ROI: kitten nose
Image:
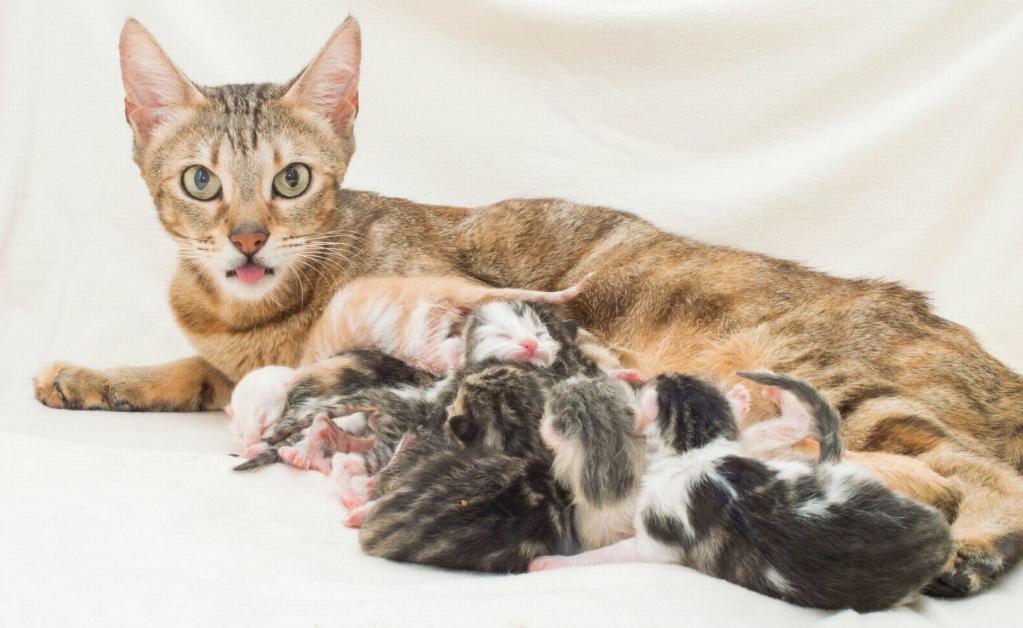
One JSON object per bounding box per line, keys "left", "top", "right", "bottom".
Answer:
{"left": 229, "top": 225, "right": 269, "bottom": 255}
{"left": 519, "top": 338, "right": 539, "bottom": 354}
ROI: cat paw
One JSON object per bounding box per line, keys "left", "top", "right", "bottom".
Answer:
{"left": 342, "top": 500, "right": 377, "bottom": 528}
{"left": 609, "top": 368, "right": 645, "bottom": 383}
{"left": 278, "top": 446, "right": 324, "bottom": 472}
{"left": 341, "top": 487, "right": 367, "bottom": 510}
{"left": 528, "top": 555, "right": 568, "bottom": 572}
{"left": 242, "top": 442, "right": 270, "bottom": 459}
{"left": 726, "top": 383, "right": 752, "bottom": 422}
{"left": 924, "top": 536, "right": 1020, "bottom": 597}
{"left": 33, "top": 362, "right": 118, "bottom": 410}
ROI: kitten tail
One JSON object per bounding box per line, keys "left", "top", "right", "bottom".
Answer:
{"left": 736, "top": 370, "right": 843, "bottom": 463}
{"left": 232, "top": 448, "right": 280, "bottom": 471}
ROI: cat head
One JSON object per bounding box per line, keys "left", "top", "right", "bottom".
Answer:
{"left": 636, "top": 373, "right": 738, "bottom": 454}
{"left": 443, "top": 364, "right": 549, "bottom": 460}
{"left": 462, "top": 301, "right": 561, "bottom": 367}
{"left": 119, "top": 18, "right": 361, "bottom": 302}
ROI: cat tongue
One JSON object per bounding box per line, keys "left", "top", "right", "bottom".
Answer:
{"left": 235, "top": 263, "right": 266, "bottom": 283}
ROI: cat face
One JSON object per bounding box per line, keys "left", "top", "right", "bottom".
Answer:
{"left": 466, "top": 302, "right": 561, "bottom": 366}
{"left": 636, "top": 373, "right": 738, "bottom": 455}
{"left": 119, "top": 19, "right": 361, "bottom": 302}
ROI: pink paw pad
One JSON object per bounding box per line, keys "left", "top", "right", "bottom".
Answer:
{"left": 528, "top": 556, "right": 568, "bottom": 572}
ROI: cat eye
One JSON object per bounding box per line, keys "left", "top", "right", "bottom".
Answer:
{"left": 273, "top": 163, "right": 311, "bottom": 198}
{"left": 181, "top": 165, "right": 222, "bottom": 201}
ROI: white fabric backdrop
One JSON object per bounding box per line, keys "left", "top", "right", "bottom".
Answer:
{"left": 2, "top": 1, "right": 1022, "bottom": 626}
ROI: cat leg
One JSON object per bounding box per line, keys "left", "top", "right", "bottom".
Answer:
{"left": 843, "top": 396, "right": 1023, "bottom": 596}
{"left": 34, "top": 356, "right": 232, "bottom": 411}
{"left": 917, "top": 444, "right": 1023, "bottom": 596}
{"left": 528, "top": 536, "right": 674, "bottom": 572}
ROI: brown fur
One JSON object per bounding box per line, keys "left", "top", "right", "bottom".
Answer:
{"left": 32, "top": 17, "right": 1023, "bottom": 595}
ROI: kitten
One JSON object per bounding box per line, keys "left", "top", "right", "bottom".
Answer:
{"left": 462, "top": 300, "right": 625, "bottom": 381}
{"left": 231, "top": 349, "right": 436, "bottom": 471}
{"left": 531, "top": 371, "right": 953, "bottom": 612}
{"left": 356, "top": 431, "right": 575, "bottom": 573}
{"left": 302, "top": 273, "right": 593, "bottom": 374}
{"left": 539, "top": 375, "right": 645, "bottom": 550}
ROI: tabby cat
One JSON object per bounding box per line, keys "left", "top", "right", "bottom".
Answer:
{"left": 33, "top": 17, "right": 1023, "bottom": 596}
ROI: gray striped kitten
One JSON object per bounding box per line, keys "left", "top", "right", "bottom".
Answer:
{"left": 539, "top": 375, "right": 646, "bottom": 550}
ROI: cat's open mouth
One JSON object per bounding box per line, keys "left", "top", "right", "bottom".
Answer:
{"left": 227, "top": 263, "right": 275, "bottom": 284}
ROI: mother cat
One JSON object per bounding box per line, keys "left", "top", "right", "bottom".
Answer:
{"left": 33, "top": 17, "right": 1023, "bottom": 596}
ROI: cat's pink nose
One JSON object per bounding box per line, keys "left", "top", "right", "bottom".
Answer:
{"left": 519, "top": 338, "right": 539, "bottom": 355}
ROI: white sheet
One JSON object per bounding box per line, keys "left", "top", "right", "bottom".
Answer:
{"left": 2, "top": 1, "right": 1022, "bottom": 625}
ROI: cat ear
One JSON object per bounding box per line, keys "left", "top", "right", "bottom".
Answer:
{"left": 283, "top": 16, "right": 361, "bottom": 136}
{"left": 119, "top": 19, "right": 204, "bottom": 145}
{"left": 447, "top": 414, "right": 478, "bottom": 446}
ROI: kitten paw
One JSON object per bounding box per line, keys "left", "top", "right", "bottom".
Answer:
{"left": 343, "top": 500, "right": 377, "bottom": 528}
{"left": 528, "top": 556, "right": 569, "bottom": 572}
{"left": 924, "top": 536, "right": 1021, "bottom": 597}
{"left": 726, "top": 383, "right": 752, "bottom": 423}
{"left": 242, "top": 442, "right": 270, "bottom": 459}
{"left": 609, "top": 368, "right": 645, "bottom": 383}
{"left": 279, "top": 445, "right": 328, "bottom": 472}
{"left": 34, "top": 362, "right": 115, "bottom": 410}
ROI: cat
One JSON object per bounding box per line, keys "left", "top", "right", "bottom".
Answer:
{"left": 302, "top": 273, "right": 593, "bottom": 373}
{"left": 356, "top": 431, "right": 575, "bottom": 573}
{"left": 231, "top": 348, "right": 437, "bottom": 471}
{"left": 539, "top": 375, "right": 645, "bottom": 550}
{"left": 530, "top": 371, "right": 954, "bottom": 612}
{"left": 33, "top": 16, "right": 1023, "bottom": 594}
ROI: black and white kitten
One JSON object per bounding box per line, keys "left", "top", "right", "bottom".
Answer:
{"left": 531, "top": 370, "right": 954, "bottom": 612}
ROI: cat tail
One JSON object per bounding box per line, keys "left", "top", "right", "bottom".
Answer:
{"left": 736, "top": 370, "right": 843, "bottom": 464}
{"left": 232, "top": 448, "right": 279, "bottom": 471}
{"left": 473, "top": 272, "right": 595, "bottom": 306}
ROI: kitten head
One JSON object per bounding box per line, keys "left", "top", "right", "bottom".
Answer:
{"left": 540, "top": 376, "right": 643, "bottom": 505}
{"left": 228, "top": 365, "right": 296, "bottom": 446}
{"left": 119, "top": 18, "right": 361, "bottom": 302}
{"left": 444, "top": 364, "right": 549, "bottom": 460}
{"left": 636, "top": 373, "right": 737, "bottom": 455}
{"left": 462, "top": 301, "right": 561, "bottom": 367}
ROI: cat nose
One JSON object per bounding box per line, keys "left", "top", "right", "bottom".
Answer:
{"left": 519, "top": 338, "right": 539, "bottom": 354}
{"left": 229, "top": 225, "right": 269, "bottom": 255}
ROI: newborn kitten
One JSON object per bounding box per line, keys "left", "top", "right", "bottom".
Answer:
{"left": 531, "top": 371, "right": 953, "bottom": 613}
{"left": 539, "top": 375, "right": 645, "bottom": 550}
{"left": 356, "top": 431, "right": 575, "bottom": 573}
{"left": 302, "top": 273, "right": 593, "bottom": 374}
{"left": 232, "top": 349, "right": 436, "bottom": 471}
{"left": 225, "top": 365, "right": 297, "bottom": 455}
{"left": 462, "top": 300, "right": 617, "bottom": 382}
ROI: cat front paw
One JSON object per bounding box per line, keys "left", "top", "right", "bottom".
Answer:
{"left": 33, "top": 362, "right": 116, "bottom": 410}
{"left": 925, "top": 535, "right": 1021, "bottom": 597}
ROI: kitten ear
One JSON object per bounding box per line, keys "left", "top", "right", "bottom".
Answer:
{"left": 283, "top": 16, "right": 361, "bottom": 136}
{"left": 447, "top": 414, "right": 478, "bottom": 446}
{"left": 119, "top": 19, "right": 204, "bottom": 145}
{"left": 635, "top": 386, "right": 659, "bottom": 435}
